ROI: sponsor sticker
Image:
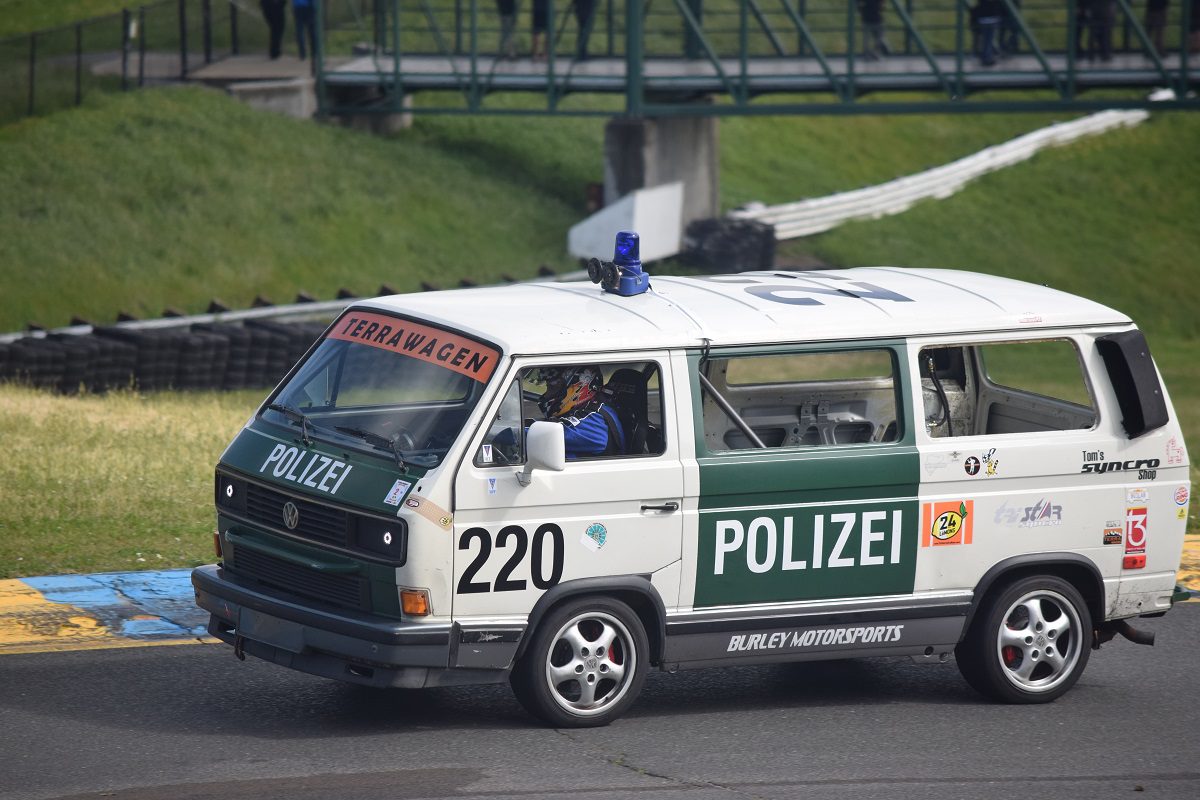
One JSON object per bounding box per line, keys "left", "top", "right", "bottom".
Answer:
{"left": 1125, "top": 507, "right": 1148, "bottom": 555}
{"left": 580, "top": 522, "right": 607, "bottom": 552}
{"left": 487, "top": 477, "right": 497, "bottom": 496}
{"left": 1175, "top": 486, "right": 1189, "bottom": 506}
{"left": 1103, "top": 528, "right": 1123, "bottom": 546}
{"left": 481, "top": 444, "right": 494, "bottom": 464}
{"left": 964, "top": 456, "right": 981, "bottom": 476}
{"left": 405, "top": 494, "right": 453, "bottom": 530}
{"left": 1167, "top": 436, "right": 1184, "bottom": 465}
{"left": 922, "top": 500, "right": 973, "bottom": 547}
{"left": 727, "top": 623, "right": 905, "bottom": 654}
{"left": 994, "top": 498, "right": 1063, "bottom": 529}
{"left": 1127, "top": 487, "right": 1149, "bottom": 504}
{"left": 924, "top": 451, "right": 962, "bottom": 474}
{"left": 1082, "top": 452, "right": 1160, "bottom": 479}
{"left": 383, "top": 479, "right": 411, "bottom": 507}
{"left": 1179, "top": 508, "right": 1188, "bottom": 520}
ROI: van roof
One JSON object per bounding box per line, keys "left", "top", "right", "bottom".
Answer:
{"left": 356, "top": 267, "right": 1131, "bottom": 355}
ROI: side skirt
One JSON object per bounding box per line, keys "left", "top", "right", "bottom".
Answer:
{"left": 661, "top": 603, "right": 968, "bottom": 670}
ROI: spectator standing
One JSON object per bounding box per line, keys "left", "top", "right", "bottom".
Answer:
{"left": 260, "top": 0, "right": 287, "bottom": 60}
{"left": 1090, "top": 0, "right": 1115, "bottom": 61}
{"left": 1144, "top": 0, "right": 1168, "bottom": 56}
{"left": 574, "top": 0, "right": 597, "bottom": 60}
{"left": 1000, "top": 0, "right": 1022, "bottom": 55}
{"left": 497, "top": 0, "right": 518, "bottom": 58}
{"left": 293, "top": 0, "right": 316, "bottom": 61}
{"left": 975, "top": 0, "right": 1004, "bottom": 65}
{"left": 531, "top": 0, "right": 549, "bottom": 59}
{"left": 1073, "top": 0, "right": 1093, "bottom": 58}
{"left": 1191, "top": 0, "right": 1200, "bottom": 53}
{"left": 857, "top": 0, "right": 891, "bottom": 59}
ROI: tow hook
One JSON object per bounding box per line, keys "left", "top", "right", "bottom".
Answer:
{"left": 1093, "top": 619, "right": 1156, "bottom": 650}
{"left": 233, "top": 633, "right": 247, "bottom": 661}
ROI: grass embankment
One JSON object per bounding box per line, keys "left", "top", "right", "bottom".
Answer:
{"left": 0, "top": 86, "right": 1077, "bottom": 331}
{"left": 0, "top": 0, "right": 132, "bottom": 38}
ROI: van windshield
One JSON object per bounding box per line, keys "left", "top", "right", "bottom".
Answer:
{"left": 261, "top": 310, "right": 501, "bottom": 469}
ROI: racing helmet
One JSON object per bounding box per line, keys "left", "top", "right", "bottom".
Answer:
{"left": 536, "top": 365, "right": 604, "bottom": 419}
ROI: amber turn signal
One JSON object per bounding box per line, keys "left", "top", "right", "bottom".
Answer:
{"left": 400, "top": 589, "right": 431, "bottom": 616}
{"left": 1123, "top": 555, "right": 1146, "bottom": 569}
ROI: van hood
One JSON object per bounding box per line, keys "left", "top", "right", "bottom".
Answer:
{"left": 219, "top": 421, "right": 425, "bottom": 515}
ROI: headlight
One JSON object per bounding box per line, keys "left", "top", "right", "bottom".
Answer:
{"left": 353, "top": 515, "right": 407, "bottom": 563}
{"left": 215, "top": 472, "right": 247, "bottom": 515}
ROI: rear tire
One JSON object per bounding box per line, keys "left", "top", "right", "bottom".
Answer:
{"left": 511, "top": 597, "right": 649, "bottom": 727}
{"left": 956, "top": 575, "right": 1091, "bottom": 703}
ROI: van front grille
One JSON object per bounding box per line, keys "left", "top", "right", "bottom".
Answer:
{"left": 244, "top": 482, "right": 348, "bottom": 546}
{"left": 231, "top": 545, "right": 367, "bottom": 611}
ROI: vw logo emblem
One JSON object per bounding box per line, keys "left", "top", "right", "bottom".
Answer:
{"left": 282, "top": 501, "right": 300, "bottom": 530}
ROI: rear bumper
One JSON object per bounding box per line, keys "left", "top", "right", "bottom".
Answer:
{"left": 191, "top": 564, "right": 505, "bottom": 689}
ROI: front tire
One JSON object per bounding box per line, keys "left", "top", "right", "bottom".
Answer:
{"left": 511, "top": 597, "right": 649, "bottom": 727}
{"left": 956, "top": 575, "right": 1091, "bottom": 703}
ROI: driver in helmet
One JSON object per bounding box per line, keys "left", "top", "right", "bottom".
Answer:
{"left": 536, "top": 365, "right": 625, "bottom": 458}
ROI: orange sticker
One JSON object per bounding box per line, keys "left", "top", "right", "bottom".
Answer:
{"left": 922, "top": 500, "right": 974, "bottom": 547}
{"left": 328, "top": 311, "right": 499, "bottom": 383}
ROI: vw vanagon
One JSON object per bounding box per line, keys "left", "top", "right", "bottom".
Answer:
{"left": 193, "top": 235, "right": 1191, "bottom": 726}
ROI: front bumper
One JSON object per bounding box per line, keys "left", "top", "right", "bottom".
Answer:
{"left": 191, "top": 564, "right": 506, "bottom": 689}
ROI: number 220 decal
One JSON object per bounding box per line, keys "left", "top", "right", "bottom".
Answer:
{"left": 457, "top": 523, "right": 565, "bottom": 594}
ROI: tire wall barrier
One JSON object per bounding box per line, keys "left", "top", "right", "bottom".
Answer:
{"left": 0, "top": 317, "right": 333, "bottom": 395}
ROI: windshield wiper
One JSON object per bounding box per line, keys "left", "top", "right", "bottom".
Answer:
{"left": 267, "top": 403, "right": 314, "bottom": 447}
{"left": 335, "top": 425, "right": 408, "bottom": 470}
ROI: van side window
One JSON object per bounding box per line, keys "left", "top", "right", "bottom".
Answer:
{"left": 701, "top": 349, "right": 900, "bottom": 452}
{"left": 475, "top": 361, "right": 666, "bottom": 466}
{"left": 919, "top": 340, "right": 1097, "bottom": 438}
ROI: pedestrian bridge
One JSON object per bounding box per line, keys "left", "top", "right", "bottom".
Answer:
{"left": 312, "top": 0, "right": 1200, "bottom": 116}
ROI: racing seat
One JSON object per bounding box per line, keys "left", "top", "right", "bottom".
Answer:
{"left": 602, "top": 367, "right": 653, "bottom": 454}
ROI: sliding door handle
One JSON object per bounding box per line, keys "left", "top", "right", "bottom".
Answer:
{"left": 641, "top": 501, "right": 679, "bottom": 513}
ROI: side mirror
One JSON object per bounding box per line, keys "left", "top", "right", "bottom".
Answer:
{"left": 518, "top": 421, "right": 565, "bottom": 486}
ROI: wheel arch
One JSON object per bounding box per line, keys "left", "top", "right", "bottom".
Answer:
{"left": 516, "top": 575, "right": 667, "bottom": 664}
{"left": 963, "top": 553, "right": 1105, "bottom": 639}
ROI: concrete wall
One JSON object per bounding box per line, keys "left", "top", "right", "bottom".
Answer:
{"left": 226, "top": 77, "right": 317, "bottom": 119}
{"left": 603, "top": 114, "right": 719, "bottom": 228}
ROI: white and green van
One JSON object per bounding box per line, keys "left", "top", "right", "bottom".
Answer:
{"left": 192, "top": 238, "right": 1191, "bottom": 726}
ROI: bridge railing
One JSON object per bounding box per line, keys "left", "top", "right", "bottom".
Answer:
{"left": 318, "top": 0, "right": 1195, "bottom": 114}
{"left": 322, "top": 0, "right": 1194, "bottom": 59}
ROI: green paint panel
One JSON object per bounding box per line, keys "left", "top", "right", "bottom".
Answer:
{"left": 223, "top": 525, "right": 402, "bottom": 617}
{"left": 695, "top": 442, "right": 920, "bottom": 606}
{"left": 698, "top": 447, "right": 918, "bottom": 508}
{"left": 221, "top": 421, "right": 422, "bottom": 515}
{"left": 695, "top": 499, "right": 919, "bottom": 607}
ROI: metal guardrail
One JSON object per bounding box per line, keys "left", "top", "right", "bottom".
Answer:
{"left": 729, "top": 106, "right": 1151, "bottom": 238}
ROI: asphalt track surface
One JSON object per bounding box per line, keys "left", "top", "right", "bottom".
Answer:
{"left": 2, "top": 603, "right": 1198, "bottom": 800}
